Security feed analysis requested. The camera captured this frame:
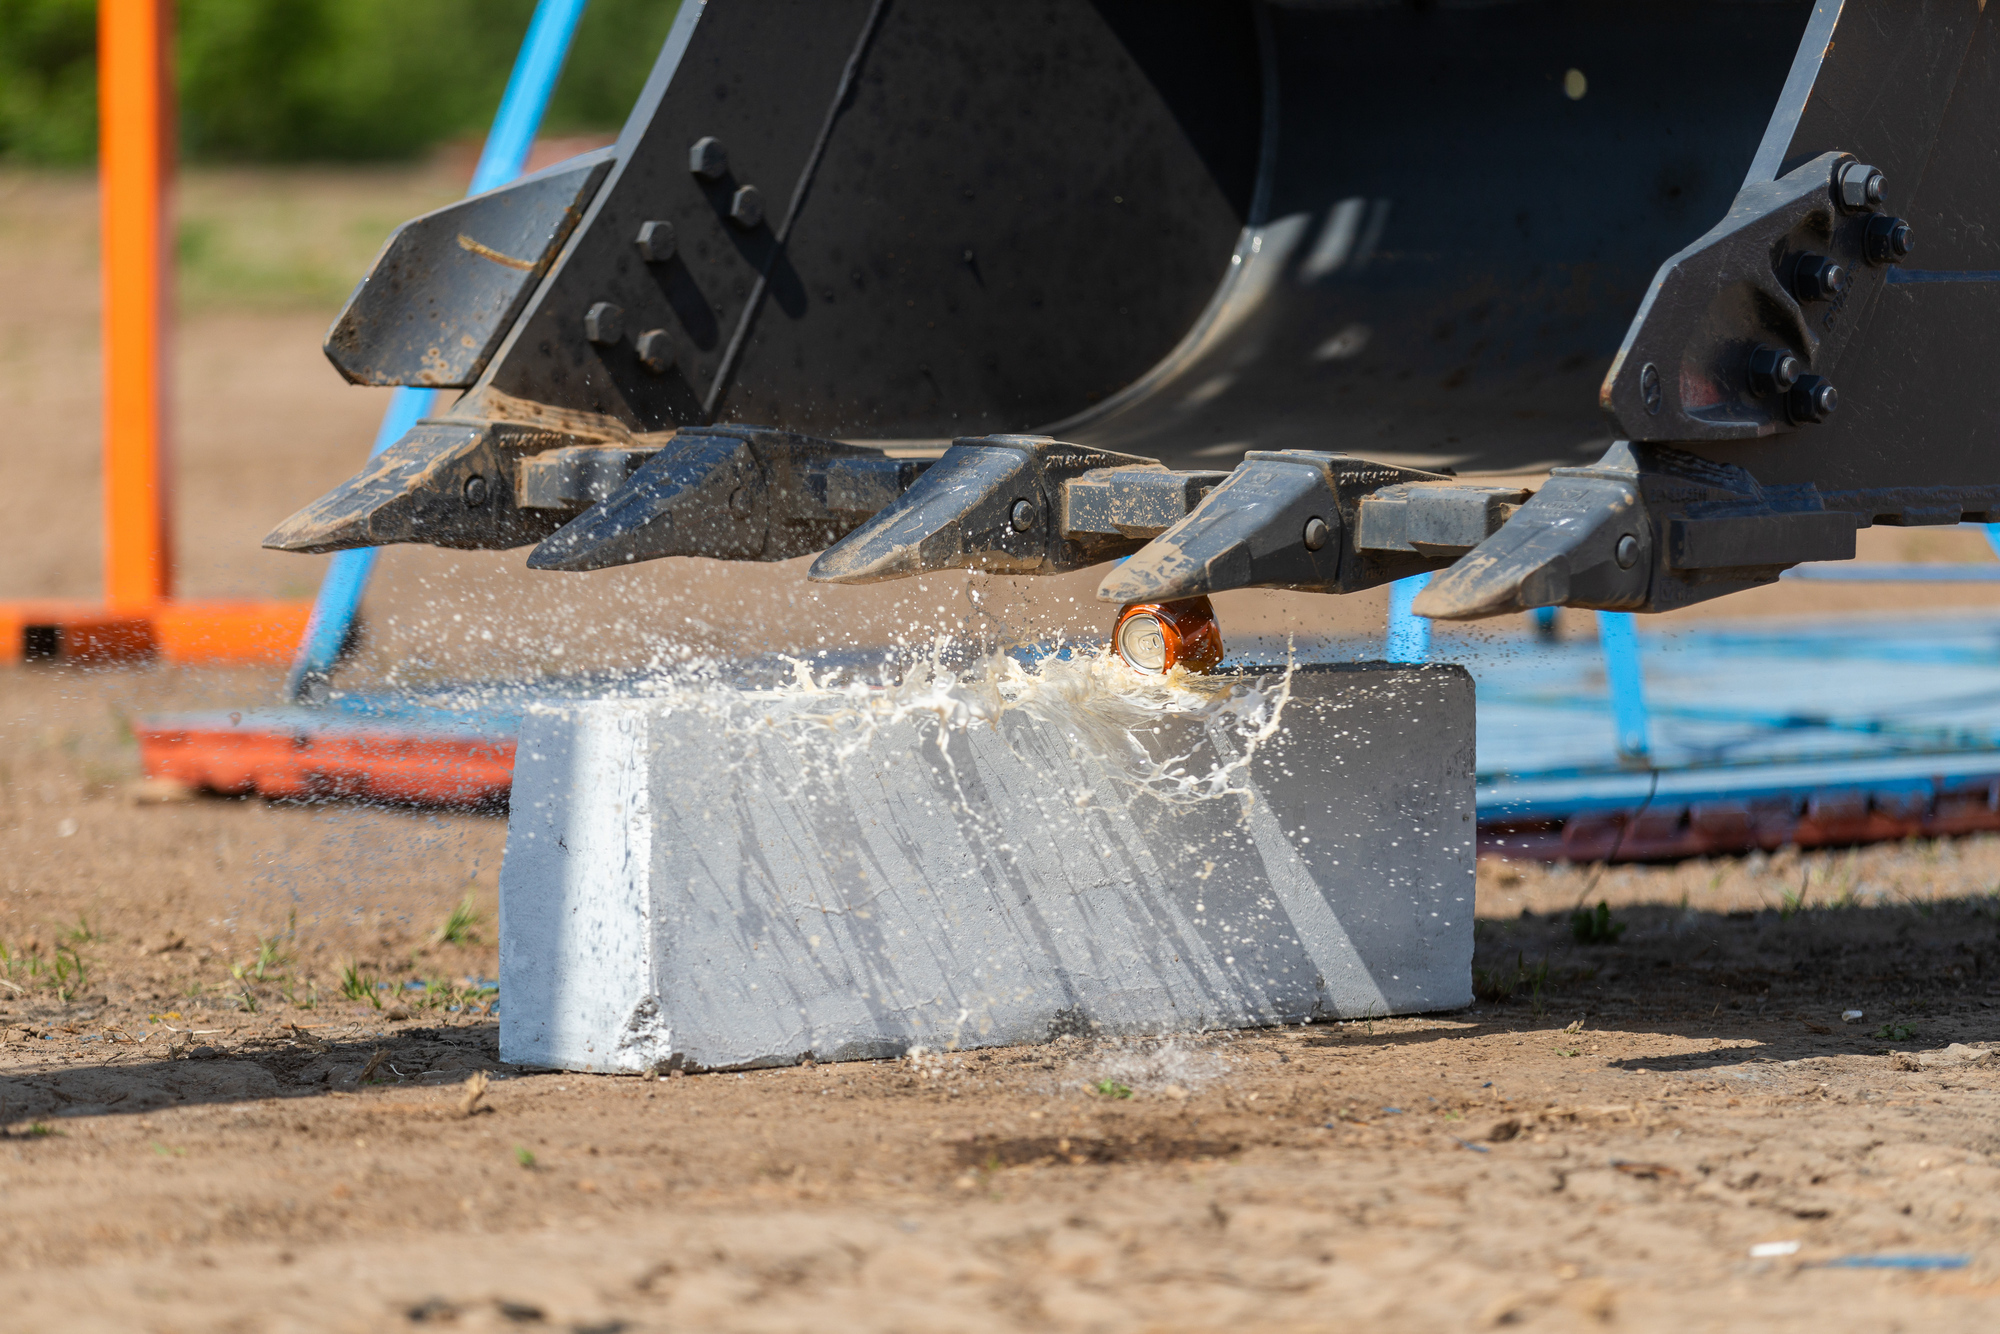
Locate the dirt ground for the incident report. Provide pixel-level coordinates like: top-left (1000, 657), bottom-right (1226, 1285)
top-left (4, 166), bottom-right (2000, 1330)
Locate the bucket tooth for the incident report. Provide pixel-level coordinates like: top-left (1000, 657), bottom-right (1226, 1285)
top-left (1412, 447), bottom-right (1652, 621)
top-left (528, 427), bottom-right (925, 571)
top-left (262, 422), bottom-right (578, 554)
top-left (807, 435), bottom-right (1161, 584)
top-left (1097, 454), bottom-right (1338, 602)
top-left (528, 434), bottom-right (763, 569)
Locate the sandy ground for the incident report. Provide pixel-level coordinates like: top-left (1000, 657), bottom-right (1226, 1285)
top-left (4, 167), bottom-right (2000, 1329)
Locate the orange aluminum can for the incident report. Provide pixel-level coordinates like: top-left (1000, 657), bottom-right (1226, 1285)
top-left (1113, 596), bottom-right (1225, 675)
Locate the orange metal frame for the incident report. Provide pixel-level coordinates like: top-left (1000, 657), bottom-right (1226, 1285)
top-left (0, 0), bottom-right (309, 667)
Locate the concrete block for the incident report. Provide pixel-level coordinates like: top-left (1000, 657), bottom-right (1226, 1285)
top-left (498, 661), bottom-right (1475, 1072)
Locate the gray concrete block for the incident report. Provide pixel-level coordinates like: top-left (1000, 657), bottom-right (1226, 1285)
top-left (498, 662), bottom-right (1475, 1072)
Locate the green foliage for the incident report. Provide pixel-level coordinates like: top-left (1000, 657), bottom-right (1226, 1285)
top-left (1874, 1022), bottom-right (1917, 1042)
top-left (1570, 900), bottom-right (1627, 946)
top-left (434, 895), bottom-right (481, 947)
top-left (0, 0), bottom-right (681, 165)
top-left (1092, 1079), bottom-right (1133, 1100)
top-left (339, 962), bottom-right (382, 1008)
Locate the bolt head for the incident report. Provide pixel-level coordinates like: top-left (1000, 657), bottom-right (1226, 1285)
top-left (584, 301), bottom-right (625, 346)
top-left (1792, 254), bottom-right (1848, 303)
top-left (1302, 516), bottom-right (1331, 551)
top-left (1865, 215), bottom-right (1914, 264)
top-left (636, 329), bottom-right (675, 374)
top-left (1836, 162), bottom-right (1885, 212)
top-left (1748, 344), bottom-right (1803, 397)
top-left (728, 185), bottom-right (764, 230)
top-left (463, 475), bottom-right (489, 508)
top-left (1788, 374), bottom-right (1838, 425)
top-left (689, 136), bottom-right (728, 180)
top-left (1639, 363), bottom-right (1663, 415)
top-left (1614, 534), bottom-right (1639, 570)
top-left (1009, 498), bottom-right (1035, 532)
top-left (635, 220), bottom-right (675, 263)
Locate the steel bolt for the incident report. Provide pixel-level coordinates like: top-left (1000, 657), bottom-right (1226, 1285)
top-left (1748, 344), bottom-right (1803, 397)
top-left (463, 475), bottom-right (489, 508)
top-left (728, 185), bottom-right (764, 230)
top-left (1791, 254), bottom-right (1847, 303)
top-left (689, 136), bottom-right (728, 180)
top-left (1615, 533), bottom-right (1640, 569)
top-left (1009, 499), bottom-right (1035, 532)
top-left (584, 301), bottom-right (625, 345)
top-left (1788, 375), bottom-right (1838, 424)
top-left (636, 329), bottom-right (675, 374)
top-left (636, 220), bottom-right (675, 263)
top-left (1302, 516), bottom-right (1331, 551)
top-left (1864, 215), bottom-right (1914, 265)
top-left (1836, 161), bottom-right (1886, 213)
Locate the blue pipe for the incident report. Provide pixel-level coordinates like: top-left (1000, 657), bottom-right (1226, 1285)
top-left (285, 0), bottom-right (591, 702)
top-left (1385, 573), bottom-right (1432, 663)
top-left (1596, 610), bottom-right (1651, 761)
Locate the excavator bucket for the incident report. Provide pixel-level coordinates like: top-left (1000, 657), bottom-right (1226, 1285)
top-left (268, 0), bottom-right (2000, 623)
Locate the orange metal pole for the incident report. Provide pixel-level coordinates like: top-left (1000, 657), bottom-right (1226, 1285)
top-left (98, 0), bottom-right (174, 610)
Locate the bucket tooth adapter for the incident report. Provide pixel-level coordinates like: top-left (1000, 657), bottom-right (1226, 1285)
top-left (267, 0), bottom-right (2000, 624)
top-left (807, 435), bottom-right (1221, 583)
top-left (1096, 451), bottom-right (1518, 603)
top-left (527, 426), bottom-right (926, 570)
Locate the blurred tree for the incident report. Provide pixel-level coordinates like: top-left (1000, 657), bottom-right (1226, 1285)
top-left (0, 0), bottom-right (679, 165)
top-left (0, 0), bottom-right (99, 162)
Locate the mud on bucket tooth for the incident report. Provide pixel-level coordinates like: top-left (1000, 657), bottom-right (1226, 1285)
top-left (267, 0), bottom-right (2000, 624)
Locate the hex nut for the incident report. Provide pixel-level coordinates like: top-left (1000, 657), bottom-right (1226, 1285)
top-left (728, 184), bottom-right (765, 230)
top-left (584, 301), bottom-right (625, 345)
top-left (1614, 533), bottom-right (1639, 569)
top-left (1009, 499), bottom-right (1035, 532)
top-left (636, 329), bottom-right (675, 375)
top-left (1302, 516), bottom-right (1331, 551)
top-left (1788, 375), bottom-right (1838, 424)
top-left (636, 220), bottom-right (675, 263)
top-left (1864, 215), bottom-right (1914, 265)
top-left (1836, 161), bottom-right (1885, 212)
top-left (1791, 254), bottom-right (1847, 303)
top-left (689, 136), bottom-right (728, 180)
top-left (1748, 344), bottom-right (1803, 397)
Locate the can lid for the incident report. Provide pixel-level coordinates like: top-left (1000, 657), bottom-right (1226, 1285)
top-left (1116, 612), bottom-right (1169, 672)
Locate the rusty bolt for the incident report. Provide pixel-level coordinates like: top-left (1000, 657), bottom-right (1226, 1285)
top-left (689, 136), bottom-right (728, 180)
top-left (636, 329), bottom-right (675, 375)
top-left (636, 220), bottom-right (675, 263)
top-left (1836, 161), bottom-right (1885, 213)
top-left (1791, 254), bottom-right (1847, 303)
top-left (728, 185), bottom-right (764, 230)
top-left (584, 301), bottom-right (624, 345)
top-left (1864, 215), bottom-right (1914, 265)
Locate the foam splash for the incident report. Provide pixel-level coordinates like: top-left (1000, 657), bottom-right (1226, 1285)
top-left (743, 637), bottom-right (1296, 809)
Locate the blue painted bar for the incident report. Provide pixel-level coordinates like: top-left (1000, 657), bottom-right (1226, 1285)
top-left (1595, 611), bottom-right (1650, 760)
top-left (1785, 561), bottom-right (2000, 582)
top-left (1385, 573), bottom-right (1432, 663)
top-left (283, 0), bottom-right (591, 701)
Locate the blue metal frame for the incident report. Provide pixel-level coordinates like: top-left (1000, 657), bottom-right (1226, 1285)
top-left (284, 0), bottom-right (591, 701)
